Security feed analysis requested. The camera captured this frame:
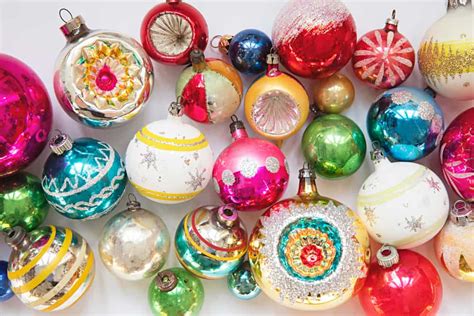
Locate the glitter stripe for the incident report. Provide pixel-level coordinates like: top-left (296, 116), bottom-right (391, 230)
top-left (131, 181), bottom-right (202, 201)
top-left (142, 126), bottom-right (206, 144)
top-left (136, 130), bottom-right (208, 152)
top-left (8, 226), bottom-right (56, 280)
top-left (13, 228), bottom-right (73, 294)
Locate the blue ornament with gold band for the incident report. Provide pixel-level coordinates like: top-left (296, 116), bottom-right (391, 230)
top-left (175, 205), bottom-right (248, 279)
top-left (41, 133), bottom-right (126, 220)
top-left (367, 86), bottom-right (444, 161)
top-left (249, 165), bottom-right (370, 311)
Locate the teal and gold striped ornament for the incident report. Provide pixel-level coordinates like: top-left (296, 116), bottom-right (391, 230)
top-left (42, 133), bottom-right (127, 220)
top-left (6, 225), bottom-right (95, 312)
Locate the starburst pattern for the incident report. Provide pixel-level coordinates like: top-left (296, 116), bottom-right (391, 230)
top-left (140, 148), bottom-right (157, 170)
top-left (404, 215), bottom-right (424, 232)
top-left (185, 169), bottom-right (207, 191)
top-left (425, 176), bottom-right (441, 192)
top-left (149, 13), bottom-right (193, 56)
top-left (364, 206), bottom-right (378, 227)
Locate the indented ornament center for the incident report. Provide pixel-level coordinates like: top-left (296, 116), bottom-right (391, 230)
top-left (95, 65), bottom-right (118, 91)
top-left (300, 244), bottom-right (323, 268)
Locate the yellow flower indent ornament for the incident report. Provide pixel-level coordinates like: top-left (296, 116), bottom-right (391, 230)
top-left (244, 53), bottom-right (309, 144)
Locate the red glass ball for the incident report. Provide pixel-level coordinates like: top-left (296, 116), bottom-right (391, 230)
top-left (359, 249), bottom-right (442, 316)
top-left (352, 23), bottom-right (415, 89)
top-left (141, 0), bottom-right (208, 65)
top-left (0, 54), bottom-right (52, 177)
top-left (272, 0), bottom-right (356, 79)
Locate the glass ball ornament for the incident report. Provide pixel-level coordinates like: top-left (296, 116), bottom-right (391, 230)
top-left (272, 0), bottom-right (357, 78)
top-left (440, 107), bottom-right (474, 202)
top-left (175, 205), bottom-right (247, 279)
top-left (212, 116), bottom-right (289, 211)
top-left (418, 0), bottom-right (474, 100)
top-left (0, 54), bottom-right (52, 177)
top-left (249, 164), bottom-right (370, 310)
top-left (312, 73), bottom-right (354, 114)
top-left (244, 53), bottom-right (310, 143)
top-left (0, 260), bottom-right (13, 302)
top-left (213, 29), bottom-right (272, 75)
top-left (148, 268), bottom-right (204, 316)
top-left (0, 172), bottom-right (48, 233)
top-left (434, 201), bottom-right (474, 282)
top-left (54, 10), bottom-right (154, 128)
top-left (352, 10), bottom-right (415, 89)
top-left (302, 114), bottom-right (366, 179)
top-left (5, 225), bottom-right (95, 311)
top-left (227, 261), bottom-right (261, 300)
top-left (357, 146), bottom-right (450, 249)
top-left (367, 86), bottom-right (444, 161)
top-left (42, 132), bottom-right (127, 220)
top-left (359, 245), bottom-right (443, 316)
top-left (125, 100), bottom-right (213, 204)
top-left (141, 0), bottom-right (208, 65)
top-left (99, 194), bottom-right (170, 281)
top-left (176, 49), bottom-right (243, 124)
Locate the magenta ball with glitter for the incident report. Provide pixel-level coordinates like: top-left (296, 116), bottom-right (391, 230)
top-left (0, 54), bottom-right (52, 177)
top-left (440, 107), bottom-right (474, 203)
top-left (212, 117), bottom-right (289, 211)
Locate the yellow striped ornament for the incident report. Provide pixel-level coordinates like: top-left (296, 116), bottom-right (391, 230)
top-left (7, 225), bottom-right (95, 311)
top-left (125, 111), bottom-right (213, 204)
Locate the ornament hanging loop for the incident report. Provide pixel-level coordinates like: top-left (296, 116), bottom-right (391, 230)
top-left (377, 245), bottom-right (400, 268)
top-left (126, 193), bottom-right (141, 211)
top-left (59, 8), bottom-right (73, 23)
top-left (156, 270), bottom-right (178, 292)
top-left (168, 98), bottom-right (184, 117)
top-left (210, 35), bottom-right (222, 48)
top-left (49, 130), bottom-right (73, 155)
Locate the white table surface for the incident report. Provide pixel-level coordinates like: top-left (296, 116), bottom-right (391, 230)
top-left (0, 0), bottom-right (473, 315)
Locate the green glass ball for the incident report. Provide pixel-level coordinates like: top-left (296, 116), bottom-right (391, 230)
top-left (148, 268), bottom-right (204, 316)
top-left (0, 172), bottom-right (49, 232)
top-left (302, 114), bottom-right (366, 179)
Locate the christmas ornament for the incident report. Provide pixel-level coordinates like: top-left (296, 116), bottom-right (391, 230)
top-left (5, 225), bottom-right (95, 311)
top-left (0, 54), bottom-right (52, 177)
top-left (272, 0), bottom-right (357, 78)
top-left (212, 29), bottom-right (272, 74)
top-left (357, 145), bottom-right (450, 249)
top-left (434, 200), bottom-right (474, 282)
top-left (0, 260), bottom-right (13, 302)
top-left (418, 0), bottom-right (474, 100)
top-left (212, 116), bottom-right (289, 211)
top-left (249, 165), bottom-right (370, 310)
top-left (0, 172), bottom-right (48, 232)
top-left (42, 132), bottom-right (127, 220)
top-left (352, 10), bottom-right (415, 89)
top-left (175, 205), bottom-right (247, 279)
top-left (126, 100), bottom-right (213, 204)
top-left (54, 9), bottom-right (153, 128)
top-left (227, 261), bottom-right (261, 300)
top-left (148, 267), bottom-right (204, 316)
top-left (99, 194), bottom-right (170, 281)
top-left (176, 49), bottom-right (243, 124)
top-left (312, 73), bottom-right (354, 114)
top-left (302, 114), bottom-right (366, 179)
top-left (367, 87), bottom-right (444, 161)
top-left (141, 0), bottom-right (208, 65)
top-left (244, 53), bottom-right (310, 143)
top-left (359, 245), bottom-right (442, 316)
top-left (440, 107), bottom-right (474, 202)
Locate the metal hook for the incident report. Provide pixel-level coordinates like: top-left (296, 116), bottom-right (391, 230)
top-left (371, 141), bottom-right (381, 150)
top-left (270, 46), bottom-right (277, 54)
top-left (59, 8), bottom-right (73, 23)
top-left (231, 115), bottom-right (239, 123)
top-left (127, 193), bottom-right (138, 204)
top-left (391, 9), bottom-right (396, 19)
top-left (210, 35), bottom-right (222, 49)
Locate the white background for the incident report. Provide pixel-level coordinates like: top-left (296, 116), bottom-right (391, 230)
top-left (0, 0), bottom-right (473, 315)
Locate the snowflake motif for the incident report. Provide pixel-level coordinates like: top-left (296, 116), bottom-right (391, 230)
top-left (140, 148), bottom-right (158, 170)
top-left (391, 90), bottom-right (413, 105)
top-left (425, 177), bottom-right (441, 192)
top-left (404, 215), bottom-right (424, 232)
top-left (353, 30), bottom-right (414, 87)
top-left (364, 206), bottom-right (378, 227)
top-left (240, 158), bottom-right (258, 178)
top-left (222, 170), bottom-right (236, 186)
top-left (185, 169), bottom-right (206, 191)
top-left (265, 157), bottom-right (280, 174)
top-left (418, 101), bottom-right (435, 121)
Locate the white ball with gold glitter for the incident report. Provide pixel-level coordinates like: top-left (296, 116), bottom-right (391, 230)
top-left (125, 102), bottom-right (213, 204)
top-left (356, 148), bottom-right (449, 249)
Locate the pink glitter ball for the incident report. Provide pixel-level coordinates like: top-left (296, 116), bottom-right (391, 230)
top-left (0, 54), bottom-right (52, 177)
top-left (440, 108), bottom-right (474, 202)
top-left (212, 117), bottom-right (289, 211)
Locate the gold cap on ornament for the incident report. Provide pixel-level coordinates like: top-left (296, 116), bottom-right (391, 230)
top-left (377, 245), bottom-right (400, 268)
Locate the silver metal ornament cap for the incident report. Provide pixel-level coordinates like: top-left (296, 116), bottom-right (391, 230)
top-left (298, 162), bottom-right (315, 180)
top-left (266, 53), bottom-right (279, 65)
top-left (448, 0), bottom-right (472, 10)
top-left (5, 226), bottom-right (29, 250)
top-left (156, 270), bottom-right (178, 292)
top-left (217, 205), bottom-right (238, 228)
top-left (58, 8), bottom-right (90, 42)
top-left (168, 98), bottom-right (184, 117)
top-left (49, 132), bottom-right (73, 155)
top-left (377, 245), bottom-right (400, 268)
top-left (126, 193), bottom-right (141, 211)
top-left (450, 200), bottom-right (472, 226)
top-left (386, 9), bottom-right (399, 26)
top-left (229, 115), bottom-right (245, 134)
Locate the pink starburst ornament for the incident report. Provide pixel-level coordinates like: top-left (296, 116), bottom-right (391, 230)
top-left (352, 10), bottom-right (415, 89)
